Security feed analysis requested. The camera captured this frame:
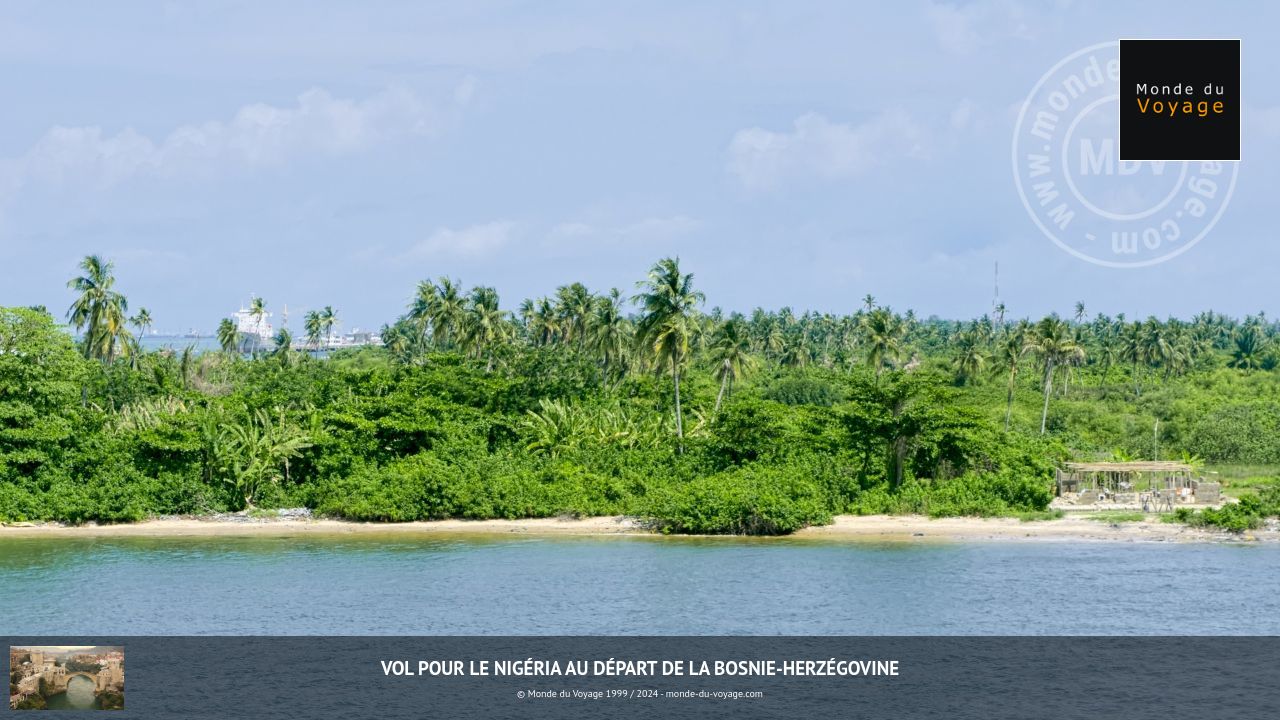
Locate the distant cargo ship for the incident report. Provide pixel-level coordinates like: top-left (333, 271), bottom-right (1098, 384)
top-left (232, 300), bottom-right (380, 351)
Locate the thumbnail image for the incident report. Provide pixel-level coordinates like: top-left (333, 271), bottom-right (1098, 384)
top-left (9, 647), bottom-right (123, 711)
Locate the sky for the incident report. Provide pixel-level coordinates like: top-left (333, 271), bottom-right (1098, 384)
top-left (0, 1), bottom-right (1277, 334)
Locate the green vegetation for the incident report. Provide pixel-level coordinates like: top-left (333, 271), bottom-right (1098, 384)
top-left (1085, 511), bottom-right (1149, 523)
top-left (95, 691), bottom-right (125, 710)
top-left (13, 694), bottom-right (46, 710)
top-left (4, 255), bottom-right (1280, 534)
top-left (1171, 487), bottom-right (1280, 533)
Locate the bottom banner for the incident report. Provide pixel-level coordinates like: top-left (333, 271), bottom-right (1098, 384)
top-left (6, 637), bottom-right (1278, 718)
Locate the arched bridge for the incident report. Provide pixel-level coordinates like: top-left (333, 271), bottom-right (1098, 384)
top-left (60, 670), bottom-right (108, 692)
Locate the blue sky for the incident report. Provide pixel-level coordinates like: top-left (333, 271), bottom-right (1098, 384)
top-left (1, 1), bottom-right (1277, 334)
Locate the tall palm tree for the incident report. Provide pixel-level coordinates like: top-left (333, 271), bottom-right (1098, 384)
top-left (709, 318), bottom-right (756, 413)
top-left (1025, 316), bottom-right (1084, 434)
top-left (1119, 321), bottom-right (1149, 395)
top-left (130, 307), bottom-right (153, 337)
top-left (952, 329), bottom-right (988, 385)
top-left (248, 297), bottom-right (267, 353)
top-left (997, 322), bottom-right (1029, 430)
top-left (555, 282), bottom-right (595, 346)
top-left (588, 289), bottom-right (629, 379)
top-left (633, 257), bottom-right (704, 447)
top-left (526, 297), bottom-right (559, 346)
top-left (408, 279), bottom-right (437, 346)
top-left (66, 254), bottom-right (131, 362)
top-left (462, 286), bottom-right (511, 370)
top-left (303, 310), bottom-right (324, 351)
top-left (859, 307), bottom-right (905, 382)
top-left (431, 278), bottom-right (466, 349)
top-left (320, 306), bottom-right (338, 348)
top-left (217, 318), bottom-right (240, 354)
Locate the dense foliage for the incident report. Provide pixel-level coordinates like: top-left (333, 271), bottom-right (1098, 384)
top-left (3, 257), bottom-right (1280, 534)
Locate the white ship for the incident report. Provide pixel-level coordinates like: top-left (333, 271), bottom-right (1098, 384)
top-left (233, 300), bottom-right (274, 348)
top-left (228, 298), bottom-right (381, 351)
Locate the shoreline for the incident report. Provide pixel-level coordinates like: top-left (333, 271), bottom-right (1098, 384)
top-left (0, 513), bottom-right (1274, 543)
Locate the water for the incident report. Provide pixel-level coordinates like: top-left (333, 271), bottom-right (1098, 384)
top-left (1, 535), bottom-right (1278, 635)
top-left (45, 675), bottom-right (95, 709)
top-left (137, 336), bottom-right (221, 353)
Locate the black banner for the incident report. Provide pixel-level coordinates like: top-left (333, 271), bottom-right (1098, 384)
top-left (6, 637), bottom-right (1279, 719)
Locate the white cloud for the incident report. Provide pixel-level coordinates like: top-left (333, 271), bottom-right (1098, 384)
top-left (726, 111), bottom-right (926, 191)
top-left (548, 214), bottom-right (699, 244)
top-left (926, 1), bottom-right (1044, 55)
top-left (4, 86), bottom-right (442, 193)
top-left (405, 221), bottom-right (516, 260)
top-left (927, 3), bottom-right (984, 55)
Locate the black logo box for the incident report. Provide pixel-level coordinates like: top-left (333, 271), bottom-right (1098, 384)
top-left (1119, 39), bottom-right (1240, 161)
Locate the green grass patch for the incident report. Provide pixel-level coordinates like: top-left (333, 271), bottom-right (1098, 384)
top-left (1203, 465), bottom-right (1280, 498)
top-left (1084, 511), bottom-right (1148, 523)
top-left (1012, 510), bottom-right (1064, 522)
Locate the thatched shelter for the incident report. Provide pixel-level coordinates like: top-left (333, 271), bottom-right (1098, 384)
top-left (1056, 461), bottom-right (1204, 501)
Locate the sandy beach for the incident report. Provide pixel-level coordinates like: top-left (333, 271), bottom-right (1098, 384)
top-left (1, 513), bottom-right (1274, 543)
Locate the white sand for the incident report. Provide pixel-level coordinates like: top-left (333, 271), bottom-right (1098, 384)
top-left (1, 513), bottom-right (1273, 542)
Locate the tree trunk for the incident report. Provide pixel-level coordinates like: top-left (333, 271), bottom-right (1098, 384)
top-left (1040, 359), bottom-right (1055, 434)
top-left (1004, 366), bottom-right (1016, 431)
top-left (713, 361), bottom-right (730, 414)
top-left (672, 355), bottom-right (684, 451)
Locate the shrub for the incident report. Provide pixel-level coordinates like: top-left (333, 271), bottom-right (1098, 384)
top-left (644, 464), bottom-right (832, 535)
top-left (847, 471), bottom-right (1053, 518)
top-left (1177, 492), bottom-right (1277, 533)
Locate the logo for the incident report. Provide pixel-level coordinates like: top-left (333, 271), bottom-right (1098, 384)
top-left (1119, 39), bottom-right (1240, 161)
top-left (1012, 41), bottom-right (1238, 268)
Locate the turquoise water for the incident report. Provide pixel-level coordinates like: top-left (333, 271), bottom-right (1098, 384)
top-left (1, 535), bottom-right (1277, 635)
top-left (44, 675), bottom-right (96, 709)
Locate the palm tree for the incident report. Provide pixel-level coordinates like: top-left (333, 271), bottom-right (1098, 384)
top-left (526, 297), bottom-right (559, 346)
top-left (408, 279), bottom-right (437, 346)
top-left (1228, 324), bottom-right (1270, 370)
top-left (320, 306), bottom-right (338, 348)
top-left (859, 307), bottom-right (906, 382)
top-left (952, 329), bottom-right (988, 385)
top-left (67, 254), bottom-right (133, 362)
top-left (633, 257), bottom-right (704, 447)
top-left (462, 286), bottom-right (511, 370)
top-left (1025, 316), bottom-right (1084, 434)
top-left (271, 328), bottom-right (296, 366)
top-left (303, 310), bottom-right (324, 351)
top-left (130, 307), bottom-right (153, 337)
top-left (431, 278), bottom-right (466, 348)
top-left (588, 289), bottom-right (629, 379)
top-left (555, 282), bottom-right (595, 346)
top-left (248, 297), bottom-right (267, 353)
top-left (217, 318), bottom-right (240, 354)
top-left (1119, 321), bottom-right (1149, 395)
top-left (709, 318), bottom-right (756, 413)
top-left (1073, 301), bottom-right (1087, 324)
top-left (997, 322), bottom-right (1029, 430)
